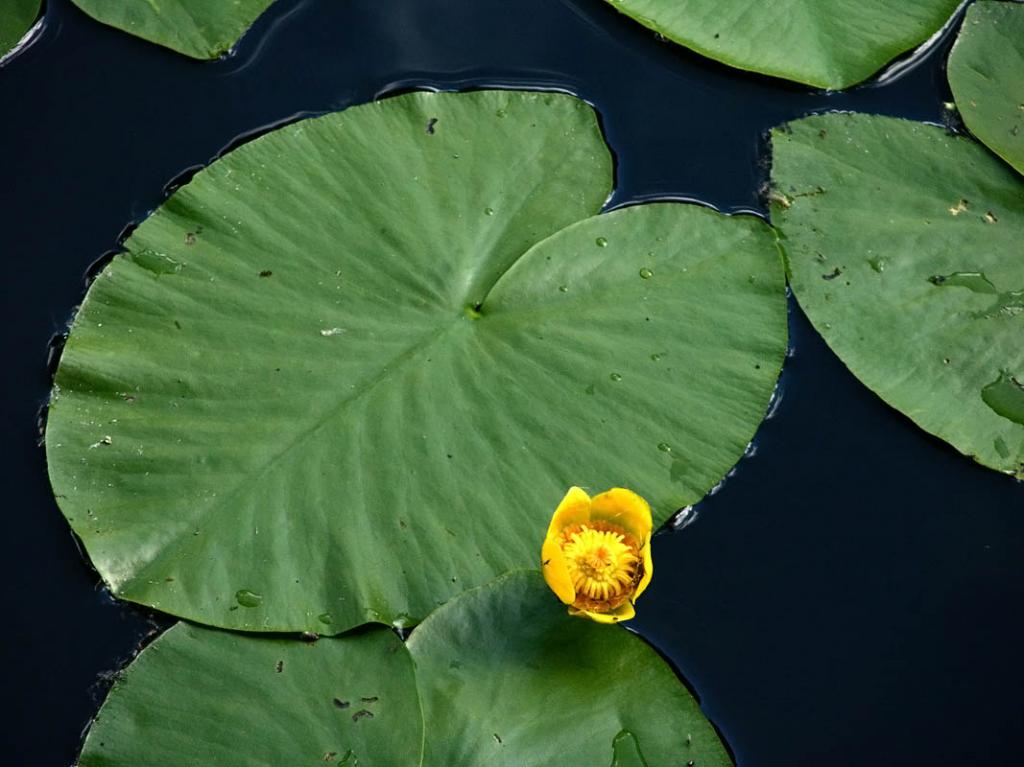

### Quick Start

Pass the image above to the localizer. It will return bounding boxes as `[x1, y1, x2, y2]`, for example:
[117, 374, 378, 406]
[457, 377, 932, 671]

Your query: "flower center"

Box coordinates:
[561, 522, 641, 611]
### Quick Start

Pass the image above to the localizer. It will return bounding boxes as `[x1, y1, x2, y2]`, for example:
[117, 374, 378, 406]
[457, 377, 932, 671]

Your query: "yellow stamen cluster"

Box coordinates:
[561, 522, 640, 612]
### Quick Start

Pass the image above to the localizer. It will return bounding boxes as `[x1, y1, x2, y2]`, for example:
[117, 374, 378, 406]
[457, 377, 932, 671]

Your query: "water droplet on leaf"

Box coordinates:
[981, 370, 1024, 426]
[928, 271, 998, 294]
[610, 729, 649, 767]
[131, 249, 183, 276]
[235, 589, 263, 608]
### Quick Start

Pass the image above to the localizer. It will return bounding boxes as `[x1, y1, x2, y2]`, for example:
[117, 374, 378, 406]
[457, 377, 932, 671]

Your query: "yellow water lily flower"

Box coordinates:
[541, 486, 653, 624]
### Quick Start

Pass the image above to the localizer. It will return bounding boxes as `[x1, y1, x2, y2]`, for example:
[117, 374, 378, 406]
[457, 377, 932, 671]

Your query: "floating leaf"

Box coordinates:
[948, 0, 1024, 176]
[771, 113, 1024, 477]
[0, 0, 40, 60]
[601, 0, 960, 90]
[408, 571, 732, 766]
[70, 0, 278, 59]
[46, 90, 786, 634]
[77, 625, 422, 766]
[78, 572, 731, 766]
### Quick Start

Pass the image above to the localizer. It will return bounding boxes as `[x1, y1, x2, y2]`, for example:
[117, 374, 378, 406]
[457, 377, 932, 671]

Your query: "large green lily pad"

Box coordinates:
[78, 572, 732, 766]
[46, 90, 787, 634]
[771, 113, 1024, 477]
[70, 0, 277, 59]
[0, 0, 41, 59]
[601, 0, 960, 90]
[948, 1, 1024, 176]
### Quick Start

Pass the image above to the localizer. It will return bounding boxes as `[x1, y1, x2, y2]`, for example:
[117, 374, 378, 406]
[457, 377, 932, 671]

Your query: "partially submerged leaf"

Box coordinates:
[78, 573, 732, 766]
[70, 0, 278, 59]
[0, 0, 41, 60]
[948, 0, 1024, 176]
[771, 113, 1024, 477]
[601, 0, 960, 90]
[46, 90, 786, 634]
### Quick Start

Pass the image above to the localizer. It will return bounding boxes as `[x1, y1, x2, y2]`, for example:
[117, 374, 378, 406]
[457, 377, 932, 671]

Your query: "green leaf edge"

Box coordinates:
[947, 0, 1024, 177]
[601, 0, 961, 90]
[69, 0, 279, 60]
[0, 0, 42, 60]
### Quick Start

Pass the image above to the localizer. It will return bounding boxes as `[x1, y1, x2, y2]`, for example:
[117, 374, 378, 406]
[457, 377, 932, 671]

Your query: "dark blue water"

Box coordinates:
[1, 0, 1021, 764]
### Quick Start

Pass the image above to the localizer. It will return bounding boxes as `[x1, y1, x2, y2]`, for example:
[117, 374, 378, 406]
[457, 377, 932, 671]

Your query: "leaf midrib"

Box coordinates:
[121, 315, 461, 587]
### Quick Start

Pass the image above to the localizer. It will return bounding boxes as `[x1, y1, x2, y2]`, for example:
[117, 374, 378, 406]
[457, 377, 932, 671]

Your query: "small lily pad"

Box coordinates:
[70, 0, 278, 59]
[771, 113, 1024, 477]
[77, 625, 422, 766]
[0, 0, 41, 60]
[600, 0, 960, 90]
[407, 571, 733, 766]
[77, 572, 732, 766]
[948, 0, 1024, 176]
[46, 90, 786, 634]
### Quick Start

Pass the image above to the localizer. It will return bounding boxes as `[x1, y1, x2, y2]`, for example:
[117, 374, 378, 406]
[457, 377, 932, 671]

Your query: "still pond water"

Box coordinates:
[0, 0, 1021, 764]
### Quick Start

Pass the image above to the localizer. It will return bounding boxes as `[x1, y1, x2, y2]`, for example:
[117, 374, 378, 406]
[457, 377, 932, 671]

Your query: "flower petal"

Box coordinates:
[633, 535, 654, 601]
[589, 487, 652, 540]
[546, 486, 592, 538]
[569, 600, 637, 624]
[541, 536, 576, 605]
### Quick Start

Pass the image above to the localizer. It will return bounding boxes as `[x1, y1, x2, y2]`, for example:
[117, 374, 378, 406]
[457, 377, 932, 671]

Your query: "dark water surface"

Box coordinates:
[1, 0, 1021, 764]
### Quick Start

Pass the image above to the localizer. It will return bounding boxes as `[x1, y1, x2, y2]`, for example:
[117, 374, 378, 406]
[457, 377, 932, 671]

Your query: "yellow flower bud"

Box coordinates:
[541, 486, 653, 624]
